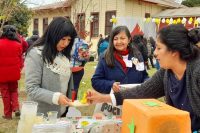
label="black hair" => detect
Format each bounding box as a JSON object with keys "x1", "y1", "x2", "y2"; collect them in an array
[
  {"x1": 104, "y1": 35, "x2": 110, "y2": 42},
  {"x1": 105, "y1": 26, "x2": 141, "y2": 67},
  {"x1": 132, "y1": 35, "x2": 142, "y2": 44},
  {"x1": 149, "y1": 36, "x2": 156, "y2": 49},
  {"x1": 0, "y1": 25, "x2": 21, "y2": 43},
  {"x1": 158, "y1": 24, "x2": 200, "y2": 61},
  {"x1": 27, "y1": 17, "x2": 77, "y2": 64},
  {"x1": 143, "y1": 37, "x2": 147, "y2": 45},
  {"x1": 188, "y1": 27, "x2": 200, "y2": 45},
  {"x1": 32, "y1": 29, "x2": 39, "y2": 35}
]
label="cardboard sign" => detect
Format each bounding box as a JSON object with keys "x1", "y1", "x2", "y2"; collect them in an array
[
  {"x1": 94, "y1": 103, "x2": 122, "y2": 116},
  {"x1": 93, "y1": 84, "x2": 140, "y2": 116}
]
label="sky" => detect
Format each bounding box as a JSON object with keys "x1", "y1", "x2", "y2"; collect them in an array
[{"x1": 175, "y1": 0, "x2": 183, "y2": 4}]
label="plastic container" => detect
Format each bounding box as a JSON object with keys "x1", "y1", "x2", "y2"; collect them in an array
[{"x1": 32, "y1": 121, "x2": 72, "y2": 133}]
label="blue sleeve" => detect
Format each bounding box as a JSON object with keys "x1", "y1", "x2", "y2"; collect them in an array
[{"x1": 91, "y1": 57, "x2": 115, "y2": 94}]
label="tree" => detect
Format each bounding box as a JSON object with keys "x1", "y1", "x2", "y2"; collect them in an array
[
  {"x1": 9, "y1": 3, "x2": 32, "y2": 35},
  {"x1": 182, "y1": 0, "x2": 200, "y2": 7},
  {"x1": 0, "y1": 0, "x2": 32, "y2": 35},
  {"x1": 0, "y1": 0, "x2": 20, "y2": 32},
  {"x1": 71, "y1": 0, "x2": 93, "y2": 39}
]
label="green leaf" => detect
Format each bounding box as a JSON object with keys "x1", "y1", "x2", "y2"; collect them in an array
[
  {"x1": 128, "y1": 118, "x2": 135, "y2": 133},
  {"x1": 0, "y1": 15, "x2": 6, "y2": 20},
  {"x1": 182, "y1": 0, "x2": 200, "y2": 7},
  {"x1": 144, "y1": 101, "x2": 160, "y2": 107},
  {"x1": 0, "y1": 1, "x2": 33, "y2": 35}
]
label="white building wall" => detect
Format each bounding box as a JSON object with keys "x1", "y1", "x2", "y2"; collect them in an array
[
  {"x1": 28, "y1": 0, "x2": 169, "y2": 54},
  {"x1": 70, "y1": 0, "x2": 121, "y2": 36},
  {"x1": 70, "y1": 0, "x2": 121, "y2": 52},
  {"x1": 125, "y1": 0, "x2": 164, "y2": 18},
  {"x1": 28, "y1": 8, "x2": 70, "y2": 37}
]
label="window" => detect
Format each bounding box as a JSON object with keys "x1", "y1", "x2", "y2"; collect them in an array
[
  {"x1": 105, "y1": 11, "x2": 116, "y2": 36},
  {"x1": 145, "y1": 13, "x2": 150, "y2": 18},
  {"x1": 90, "y1": 13, "x2": 99, "y2": 37},
  {"x1": 64, "y1": 16, "x2": 70, "y2": 20},
  {"x1": 43, "y1": 18, "x2": 48, "y2": 34},
  {"x1": 53, "y1": 16, "x2": 70, "y2": 20},
  {"x1": 33, "y1": 18, "x2": 38, "y2": 31},
  {"x1": 76, "y1": 13, "x2": 85, "y2": 38}
]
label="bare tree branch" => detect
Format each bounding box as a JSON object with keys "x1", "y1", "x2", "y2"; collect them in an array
[{"x1": 84, "y1": 0, "x2": 92, "y2": 13}]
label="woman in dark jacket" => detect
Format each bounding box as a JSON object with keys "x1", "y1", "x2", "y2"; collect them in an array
[{"x1": 91, "y1": 26, "x2": 149, "y2": 94}]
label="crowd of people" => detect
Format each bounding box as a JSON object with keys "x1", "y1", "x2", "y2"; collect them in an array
[{"x1": 0, "y1": 17, "x2": 200, "y2": 131}]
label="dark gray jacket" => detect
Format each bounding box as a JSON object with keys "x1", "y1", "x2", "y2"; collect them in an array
[{"x1": 114, "y1": 56, "x2": 200, "y2": 117}]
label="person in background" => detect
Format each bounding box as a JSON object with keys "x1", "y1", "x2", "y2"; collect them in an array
[
  {"x1": 150, "y1": 36, "x2": 156, "y2": 50},
  {"x1": 91, "y1": 26, "x2": 149, "y2": 94},
  {"x1": 26, "y1": 29, "x2": 40, "y2": 48},
  {"x1": 18, "y1": 32, "x2": 28, "y2": 53},
  {"x1": 70, "y1": 37, "x2": 90, "y2": 99},
  {"x1": 17, "y1": 32, "x2": 28, "y2": 70},
  {"x1": 97, "y1": 34, "x2": 103, "y2": 59},
  {"x1": 142, "y1": 37, "x2": 151, "y2": 69},
  {"x1": 146, "y1": 38, "x2": 155, "y2": 69},
  {"x1": 87, "y1": 24, "x2": 200, "y2": 131},
  {"x1": 0, "y1": 25, "x2": 22, "y2": 119},
  {"x1": 188, "y1": 27, "x2": 200, "y2": 48},
  {"x1": 98, "y1": 35, "x2": 109, "y2": 57},
  {"x1": 132, "y1": 35, "x2": 148, "y2": 69},
  {"x1": 150, "y1": 36, "x2": 158, "y2": 69},
  {"x1": 25, "y1": 17, "x2": 77, "y2": 117}
]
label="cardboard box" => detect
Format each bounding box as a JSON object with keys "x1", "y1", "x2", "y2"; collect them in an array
[{"x1": 121, "y1": 99, "x2": 191, "y2": 133}]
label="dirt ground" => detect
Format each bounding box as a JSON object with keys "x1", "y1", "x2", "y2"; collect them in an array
[{"x1": 0, "y1": 90, "x2": 26, "y2": 133}]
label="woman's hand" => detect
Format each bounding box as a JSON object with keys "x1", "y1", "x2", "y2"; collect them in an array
[
  {"x1": 86, "y1": 89, "x2": 112, "y2": 104},
  {"x1": 58, "y1": 94, "x2": 73, "y2": 106},
  {"x1": 112, "y1": 82, "x2": 120, "y2": 92}
]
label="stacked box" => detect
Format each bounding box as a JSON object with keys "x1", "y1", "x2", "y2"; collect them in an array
[{"x1": 121, "y1": 99, "x2": 191, "y2": 133}]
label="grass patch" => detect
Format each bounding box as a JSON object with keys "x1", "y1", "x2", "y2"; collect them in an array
[{"x1": 77, "y1": 62, "x2": 97, "y2": 99}]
